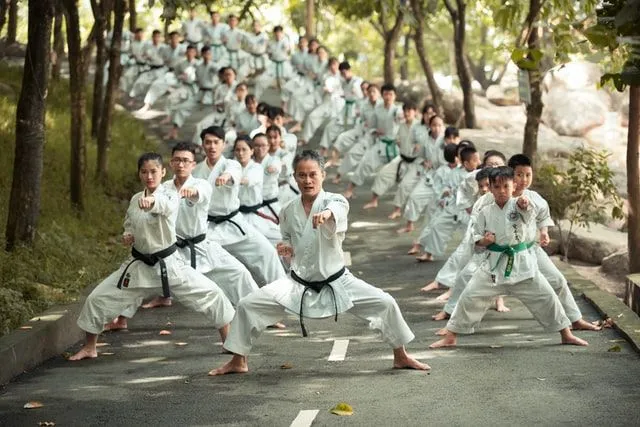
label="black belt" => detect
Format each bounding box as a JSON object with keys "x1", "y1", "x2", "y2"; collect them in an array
[
  {"x1": 150, "y1": 64, "x2": 164, "y2": 69},
  {"x1": 117, "y1": 244, "x2": 178, "y2": 298},
  {"x1": 289, "y1": 184, "x2": 299, "y2": 195},
  {"x1": 297, "y1": 72, "x2": 305, "y2": 77},
  {"x1": 175, "y1": 233, "x2": 207, "y2": 269},
  {"x1": 239, "y1": 203, "x2": 262, "y2": 213},
  {"x1": 290, "y1": 267, "x2": 346, "y2": 337},
  {"x1": 397, "y1": 154, "x2": 418, "y2": 182},
  {"x1": 207, "y1": 210, "x2": 245, "y2": 235},
  {"x1": 199, "y1": 87, "x2": 213, "y2": 91},
  {"x1": 261, "y1": 197, "x2": 280, "y2": 224}
]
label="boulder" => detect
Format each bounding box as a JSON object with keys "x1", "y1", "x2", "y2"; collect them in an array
[
  {"x1": 486, "y1": 84, "x2": 521, "y2": 106},
  {"x1": 543, "y1": 61, "x2": 602, "y2": 92},
  {"x1": 542, "y1": 88, "x2": 609, "y2": 137},
  {"x1": 441, "y1": 91, "x2": 463, "y2": 125},
  {"x1": 548, "y1": 220, "x2": 627, "y2": 265},
  {"x1": 600, "y1": 251, "x2": 630, "y2": 278}
]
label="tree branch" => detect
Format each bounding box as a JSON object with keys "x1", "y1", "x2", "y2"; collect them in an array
[
  {"x1": 238, "y1": 0, "x2": 254, "y2": 22},
  {"x1": 443, "y1": 0, "x2": 455, "y2": 17}
]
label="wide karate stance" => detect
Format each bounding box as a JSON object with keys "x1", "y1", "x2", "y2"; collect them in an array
[{"x1": 209, "y1": 150, "x2": 429, "y2": 375}]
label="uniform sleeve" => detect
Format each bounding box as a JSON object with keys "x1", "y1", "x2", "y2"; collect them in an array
[
  {"x1": 530, "y1": 191, "x2": 555, "y2": 228},
  {"x1": 225, "y1": 160, "x2": 242, "y2": 186},
  {"x1": 279, "y1": 205, "x2": 292, "y2": 245},
  {"x1": 193, "y1": 178, "x2": 213, "y2": 206},
  {"x1": 456, "y1": 174, "x2": 477, "y2": 208},
  {"x1": 322, "y1": 195, "x2": 349, "y2": 236},
  {"x1": 149, "y1": 188, "x2": 180, "y2": 217},
  {"x1": 245, "y1": 165, "x2": 263, "y2": 187},
  {"x1": 473, "y1": 207, "x2": 488, "y2": 244},
  {"x1": 123, "y1": 198, "x2": 135, "y2": 236}
]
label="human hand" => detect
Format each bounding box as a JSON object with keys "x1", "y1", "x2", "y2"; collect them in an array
[
  {"x1": 240, "y1": 177, "x2": 249, "y2": 185},
  {"x1": 179, "y1": 187, "x2": 198, "y2": 199},
  {"x1": 266, "y1": 166, "x2": 278, "y2": 174},
  {"x1": 138, "y1": 195, "x2": 155, "y2": 210},
  {"x1": 517, "y1": 195, "x2": 529, "y2": 210},
  {"x1": 312, "y1": 209, "x2": 332, "y2": 229},
  {"x1": 478, "y1": 231, "x2": 495, "y2": 247},
  {"x1": 122, "y1": 234, "x2": 135, "y2": 246},
  {"x1": 539, "y1": 230, "x2": 550, "y2": 247},
  {"x1": 276, "y1": 242, "x2": 293, "y2": 257},
  {"x1": 215, "y1": 173, "x2": 231, "y2": 186}
]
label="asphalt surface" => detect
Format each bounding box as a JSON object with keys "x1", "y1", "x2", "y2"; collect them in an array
[{"x1": 1, "y1": 88, "x2": 639, "y2": 426}]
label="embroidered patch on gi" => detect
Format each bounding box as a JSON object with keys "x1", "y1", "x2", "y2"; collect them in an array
[
  {"x1": 508, "y1": 209, "x2": 519, "y2": 222},
  {"x1": 122, "y1": 273, "x2": 131, "y2": 288}
]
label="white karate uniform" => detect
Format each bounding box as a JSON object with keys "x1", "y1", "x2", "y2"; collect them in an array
[
  {"x1": 446, "y1": 198, "x2": 571, "y2": 334},
  {"x1": 192, "y1": 82, "x2": 237, "y2": 143},
  {"x1": 195, "y1": 59, "x2": 219, "y2": 105},
  {"x1": 163, "y1": 176, "x2": 258, "y2": 305},
  {"x1": 222, "y1": 191, "x2": 416, "y2": 355},
  {"x1": 165, "y1": 59, "x2": 200, "y2": 129},
  {"x1": 301, "y1": 70, "x2": 344, "y2": 142},
  {"x1": 182, "y1": 18, "x2": 204, "y2": 46},
  {"x1": 142, "y1": 44, "x2": 188, "y2": 106},
  {"x1": 223, "y1": 27, "x2": 247, "y2": 75},
  {"x1": 257, "y1": 153, "x2": 282, "y2": 220},
  {"x1": 120, "y1": 39, "x2": 146, "y2": 93},
  {"x1": 77, "y1": 185, "x2": 235, "y2": 334},
  {"x1": 245, "y1": 31, "x2": 268, "y2": 73},
  {"x1": 274, "y1": 148, "x2": 300, "y2": 206},
  {"x1": 193, "y1": 158, "x2": 286, "y2": 286},
  {"x1": 129, "y1": 42, "x2": 168, "y2": 98},
  {"x1": 238, "y1": 160, "x2": 282, "y2": 244},
  {"x1": 319, "y1": 75, "x2": 364, "y2": 149},
  {"x1": 203, "y1": 22, "x2": 229, "y2": 59},
  {"x1": 392, "y1": 123, "x2": 431, "y2": 209}
]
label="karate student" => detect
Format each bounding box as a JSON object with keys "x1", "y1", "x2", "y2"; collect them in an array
[
  {"x1": 245, "y1": 21, "x2": 269, "y2": 76},
  {"x1": 414, "y1": 145, "x2": 482, "y2": 262},
  {"x1": 192, "y1": 126, "x2": 286, "y2": 286},
  {"x1": 119, "y1": 28, "x2": 145, "y2": 93},
  {"x1": 222, "y1": 15, "x2": 247, "y2": 76},
  {"x1": 266, "y1": 26, "x2": 292, "y2": 89},
  {"x1": 190, "y1": 67, "x2": 238, "y2": 144},
  {"x1": 69, "y1": 153, "x2": 235, "y2": 361},
  {"x1": 234, "y1": 136, "x2": 282, "y2": 244},
  {"x1": 252, "y1": 133, "x2": 282, "y2": 221},
  {"x1": 231, "y1": 94, "x2": 261, "y2": 140},
  {"x1": 267, "y1": 125, "x2": 300, "y2": 206},
  {"x1": 343, "y1": 83, "x2": 404, "y2": 200},
  {"x1": 362, "y1": 103, "x2": 419, "y2": 211},
  {"x1": 195, "y1": 46, "x2": 219, "y2": 105},
  {"x1": 429, "y1": 166, "x2": 589, "y2": 348},
  {"x1": 208, "y1": 150, "x2": 430, "y2": 375},
  {"x1": 203, "y1": 10, "x2": 229, "y2": 60},
  {"x1": 181, "y1": 7, "x2": 205, "y2": 49},
  {"x1": 128, "y1": 30, "x2": 167, "y2": 100},
  {"x1": 140, "y1": 143, "x2": 259, "y2": 310}
]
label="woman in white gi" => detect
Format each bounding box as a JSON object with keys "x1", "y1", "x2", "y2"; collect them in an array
[
  {"x1": 234, "y1": 136, "x2": 282, "y2": 245},
  {"x1": 208, "y1": 150, "x2": 430, "y2": 375},
  {"x1": 267, "y1": 125, "x2": 300, "y2": 206},
  {"x1": 192, "y1": 126, "x2": 286, "y2": 286},
  {"x1": 430, "y1": 167, "x2": 589, "y2": 348},
  {"x1": 69, "y1": 153, "x2": 235, "y2": 361},
  {"x1": 252, "y1": 133, "x2": 282, "y2": 220}
]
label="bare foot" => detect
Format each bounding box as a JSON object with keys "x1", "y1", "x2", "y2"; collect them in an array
[
  {"x1": 104, "y1": 316, "x2": 128, "y2": 331},
  {"x1": 141, "y1": 296, "x2": 172, "y2": 309},
  {"x1": 429, "y1": 331, "x2": 457, "y2": 348},
  {"x1": 416, "y1": 253, "x2": 433, "y2": 262},
  {"x1": 160, "y1": 115, "x2": 172, "y2": 125},
  {"x1": 435, "y1": 327, "x2": 449, "y2": 336},
  {"x1": 396, "y1": 224, "x2": 414, "y2": 234},
  {"x1": 68, "y1": 346, "x2": 98, "y2": 361},
  {"x1": 435, "y1": 289, "x2": 451, "y2": 302},
  {"x1": 208, "y1": 355, "x2": 249, "y2": 376},
  {"x1": 495, "y1": 296, "x2": 510, "y2": 313},
  {"x1": 571, "y1": 318, "x2": 602, "y2": 331},
  {"x1": 561, "y1": 335, "x2": 589, "y2": 346},
  {"x1": 431, "y1": 311, "x2": 450, "y2": 321},
  {"x1": 407, "y1": 244, "x2": 421, "y2": 255},
  {"x1": 420, "y1": 281, "x2": 440, "y2": 292},
  {"x1": 363, "y1": 200, "x2": 378, "y2": 209},
  {"x1": 388, "y1": 209, "x2": 402, "y2": 220},
  {"x1": 392, "y1": 347, "x2": 430, "y2": 371},
  {"x1": 343, "y1": 189, "x2": 354, "y2": 199},
  {"x1": 267, "y1": 322, "x2": 286, "y2": 329},
  {"x1": 331, "y1": 175, "x2": 341, "y2": 184}
]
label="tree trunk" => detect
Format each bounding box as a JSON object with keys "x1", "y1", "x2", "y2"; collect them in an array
[
  {"x1": 6, "y1": 0, "x2": 17, "y2": 43},
  {"x1": 448, "y1": 0, "x2": 475, "y2": 128},
  {"x1": 400, "y1": 32, "x2": 410, "y2": 81},
  {"x1": 305, "y1": 0, "x2": 314, "y2": 38},
  {"x1": 628, "y1": 85, "x2": 640, "y2": 274},
  {"x1": 51, "y1": 1, "x2": 64, "y2": 80},
  {"x1": 0, "y1": 0, "x2": 9, "y2": 36},
  {"x1": 97, "y1": 0, "x2": 125, "y2": 183},
  {"x1": 522, "y1": 0, "x2": 543, "y2": 166},
  {"x1": 62, "y1": 0, "x2": 86, "y2": 211},
  {"x1": 128, "y1": 0, "x2": 136, "y2": 32},
  {"x1": 5, "y1": 0, "x2": 54, "y2": 251},
  {"x1": 383, "y1": 36, "x2": 395, "y2": 85},
  {"x1": 410, "y1": 0, "x2": 443, "y2": 114},
  {"x1": 90, "y1": 0, "x2": 108, "y2": 138}
]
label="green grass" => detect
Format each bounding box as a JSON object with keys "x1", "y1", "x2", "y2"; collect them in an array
[{"x1": 0, "y1": 63, "x2": 161, "y2": 335}]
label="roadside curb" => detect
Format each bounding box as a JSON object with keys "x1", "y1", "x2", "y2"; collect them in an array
[{"x1": 555, "y1": 259, "x2": 640, "y2": 354}]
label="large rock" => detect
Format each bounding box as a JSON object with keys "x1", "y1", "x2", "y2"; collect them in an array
[
  {"x1": 543, "y1": 61, "x2": 602, "y2": 92},
  {"x1": 542, "y1": 88, "x2": 609, "y2": 136},
  {"x1": 441, "y1": 90, "x2": 463, "y2": 125},
  {"x1": 548, "y1": 220, "x2": 627, "y2": 265},
  {"x1": 486, "y1": 84, "x2": 521, "y2": 106},
  {"x1": 601, "y1": 251, "x2": 630, "y2": 278}
]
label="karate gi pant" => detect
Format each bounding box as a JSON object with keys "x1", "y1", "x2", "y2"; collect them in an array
[
  {"x1": 444, "y1": 255, "x2": 480, "y2": 315},
  {"x1": 350, "y1": 143, "x2": 391, "y2": 187},
  {"x1": 77, "y1": 266, "x2": 235, "y2": 335},
  {"x1": 143, "y1": 73, "x2": 178, "y2": 106},
  {"x1": 370, "y1": 156, "x2": 418, "y2": 198},
  {"x1": 446, "y1": 271, "x2": 571, "y2": 335},
  {"x1": 393, "y1": 164, "x2": 422, "y2": 209},
  {"x1": 223, "y1": 276, "x2": 416, "y2": 356},
  {"x1": 334, "y1": 127, "x2": 361, "y2": 155},
  {"x1": 241, "y1": 212, "x2": 282, "y2": 246},
  {"x1": 535, "y1": 246, "x2": 582, "y2": 323},
  {"x1": 338, "y1": 140, "x2": 367, "y2": 177},
  {"x1": 129, "y1": 67, "x2": 167, "y2": 98},
  {"x1": 435, "y1": 229, "x2": 475, "y2": 288},
  {"x1": 301, "y1": 101, "x2": 331, "y2": 142},
  {"x1": 403, "y1": 179, "x2": 436, "y2": 222},
  {"x1": 418, "y1": 210, "x2": 468, "y2": 257},
  {"x1": 120, "y1": 65, "x2": 143, "y2": 93}
]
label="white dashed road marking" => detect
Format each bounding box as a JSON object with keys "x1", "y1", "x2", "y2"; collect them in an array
[{"x1": 328, "y1": 339, "x2": 350, "y2": 361}]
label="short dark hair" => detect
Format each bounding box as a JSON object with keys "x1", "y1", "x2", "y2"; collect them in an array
[
  {"x1": 245, "y1": 94, "x2": 256, "y2": 105},
  {"x1": 137, "y1": 152, "x2": 163, "y2": 171},
  {"x1": 293, "y1": 150, "x2": 325, "y2": 173},
  {"x1": 236, "y1": 82, "x2": 248, "y2": 90},
  {"x1": 266, "y1": 125, "x2": 281, "y2": 136},
  {"x1": 402, "y1": 102, "x2": 417, "y2": 111},
  {"x1": 328, "y1": 57, "x2": 339, "y2": 66},
  {"x1": 444, "y1": 126, "x2": 459, "y2": 138},
  {"x1": 483, "y1": 150, "x2": 507, "y2": 166},
  {"x1": 443, "y1": 143, "x2": 459, "y2": 163},
  {"x1": 429, "y1": 115, "x2": 443, "y2": 126},
  {"x1": 187, "y1": 44, "x2": 197, "y2": 51},
  {"x1": 339, "y1": 61, "x2": 351, "y2": 71},
  {"x1": 152, "y1": 30, "x2": 161, "y2": 36},
  {"x1": 381, "y1": 83, "x2": 396, "y2": 94},
  {"x1": 489, "y1": 166, "x2": 514, "y2": 185},
  {"x1": 134, "y1": 28, "x2": 144, "y2": 33},
  {"x1": 475, "y1": 167, "x2": 492, "y2": 182},
  {"x1": 459, "y1": 146, "x2": 478, "y2": 164},
  {"x1": 200, "y1": 125, "x2": 225, "y2": 142},
  {"x1": 267, "y1": 106, "x2": 285, "y2": 120},
  {"x1": 171, "y1": 142, "x2": 197, "y2": 158},
  {"x1": 422, "y1": 103, "x2": 436, "y2": 114},
  {"x1": 252, "y1": 132, "x2": 267, "y2": 142},
  {"x1": 201, "y1": 46, "x2": 211, "y2": 54},
  {"x1": 257, "y1": 102, "x2": 271, "y2": 115},
  {"x1": 169, "y1": 31, "x2": 179, "y2": 37},
  {"x1": 234, "y1": 134, "x2": 253, "y2": 151},
  {"x1": 274, "y1": 25, "x2": 283, "y2": 32},
  {"x1": 508, "y1": 154, "x2": 532, "y2": 169}
]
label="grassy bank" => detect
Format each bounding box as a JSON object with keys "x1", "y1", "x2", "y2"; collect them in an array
[{"x1": 0, "y1": 63, "x2": 159, "y2": 335}]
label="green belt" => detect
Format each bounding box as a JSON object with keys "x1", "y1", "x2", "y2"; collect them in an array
[
  {"x1": 274, "y1": 60, "x2": 285, "y2": 80},
  {"x1": 487, "y1": 241, "x2": 535, "y2": 278},
  {"x1": 344, "y1": 99, "x2": 356, "y2": 127},
  {"x1": 380, "y1": 137, "x2": 397, "y2": 162}
]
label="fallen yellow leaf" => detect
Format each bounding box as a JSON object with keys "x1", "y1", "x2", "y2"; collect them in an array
[
  {"x1": 280, "y1": 362, "x2": 293, "y2": 369},
  {"x1": 330, "y1": 402, "x2": 353, "y2": 416},
  {"x1": 19, "y1": 326, "x2": 33, "y2": 330},
  {"x1": 24, "y1": 401, "x2": 44, "y2": 409},
  {"x1": 159, "y1": 330, "x2": 172, "y2": 335},
  {"x1": 608, "y1": 345, "x2": 622, "y2": 352}
]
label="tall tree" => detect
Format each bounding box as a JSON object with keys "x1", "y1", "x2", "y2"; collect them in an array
[
  {"x1": 128, "y1": 0, "x2": 136, "y2": 32},
  {"x1": 409, "y1": 0, "x2": 444, "y2": 114},
  {"x1": 62, "y1": 0, "x2": 87, "y2": 211},
  {"x1": 51, "y1": 0, "x2": 65, "y2": 80},
  {"x1": 97, "y1": 0, "x2": 125, "y2": 183},
  {"x1": 520, "y1": 0, "x2": 543, "y2": 164},
  {"x1": 305, "y1": 0, "x2": 314, "y2": 38},
  {"x1": 90, "y1": 0, "x2": 111, "y2": 138},
  {"x1": 5, "y1": 0, "x2": 55, "y2": 251},
  {"x1": 6, "y1": 0, "x2": 17, "y2": 43},
  {"x1": 443, "y1": 0, "x2": 475, "y2": 128},
  {"x1": 399, "y1": 30, "x2": 411, "y2": 81},
  {"x1": 0, "y1": 0, "x2": 9, "y2": 36}
]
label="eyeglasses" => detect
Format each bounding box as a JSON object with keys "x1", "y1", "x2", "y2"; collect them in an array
[{"x1": 170, "y1": 158, "x2": 194, "y2": 165}]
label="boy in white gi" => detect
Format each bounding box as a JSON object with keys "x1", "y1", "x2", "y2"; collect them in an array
[
  {"x1": 189, "y1": 66, "x2": 237, "y2": 144},
  {"x1": 245, "y1": 21, "x2": 269, "y2": 77},
  {"x1": 267, "y1": 125, "x2": 300, "y2": 206},
  {"x1": 429, "y1": 166, "x2": 589, "y2": 348},
  {"x1": 192, "y1": 126, "x2": 286, "y2": 286},
  {"x1": 208, "y1": 150, "x2": 430, "y2": 375},
  {"x1": 128, "y1": 30, "x2": 167, "y2": 100},
  {"x1": 69, "y1": 153, "x2": 235, "y2": 361},
  {"x1": 222, "y1": 15, "x2": 247, "y2": 78},
  {"x1": 181, "y1": 8, "x2": 204, "y2": 49},
  {"x1": 203, "y1": 10, "x2": 228, "y2": 60}
]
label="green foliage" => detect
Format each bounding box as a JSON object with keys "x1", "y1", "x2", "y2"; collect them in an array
[
  {"x1": 534, "y1": 148, "x2": 624, "y2": 260},
  {"x1": 0, "y1": 63, "x2": 158, "y2": 336}
]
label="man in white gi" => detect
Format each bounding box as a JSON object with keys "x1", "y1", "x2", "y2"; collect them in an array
[
  {"x1": 192, "y1": 126, "x2": 286, "y2": 286},
  {"x1": 203, "y1": 10, "x2": 229, "y2": 60},
  {"x1": 128, "y1": 30, "x2": 167, "y2": 100},
  {"x1": 182, "y1": 7, "x2": 205, "y2": 50},
  {"x1": 208, "y1": 150, "x2": 430, "y2": 375},
  {"x1": 195, "y1": 46, "x2": 219, "y2": 105},
  {"x1": 190, "y1": 67, "x2": 238, "y2": 144},
  {"x1": 119, "y1": 28, "x2": 146, "y2": 93},
  {"x1": 222, "y1": 15, "x2": 247, "y2": 78}
]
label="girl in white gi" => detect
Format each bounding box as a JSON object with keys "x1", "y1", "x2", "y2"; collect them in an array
[
  {"x1": 203, "y1": 11, "x2": 229, "y2": 60},
  {"x1": 69, "y1": 153, "x2": 235, "y2": 361},
  {"x1": 140, "y1": 143, "x2": 259, "y2": 310},
  {"x1": 234, "y1": 136, "x2": 282, "y2": 245},
  {"x1": 252, "y1": 133, "x2": 282, "y2": 221},
  {"x1": 343, "y1": 83, "x2": 404, "y2": 200},
  {"x1": 208, "y1": 150, "x2": 430, "y2": 376},
  {"x1": 192, "y1": 126, "x2": 286, "y2": 286},
  {"x1": 429, "y1": 167, "x2": 589, "y2": 348},
  {"x1": 396, "y1": 120, "x2": 452, "y2": 234},
  {"x1": 267, "y1": 125, "x2": 300, "y2": 206},
  {"x1": 190, "y1": 67, "x2": 237, "y2": 144},
  {"x1": 414, "y1": 145, "x2": 481, "y2": 262},
  {"x1": 362, "y1": 103, "x2": 419, "y2": 211}
]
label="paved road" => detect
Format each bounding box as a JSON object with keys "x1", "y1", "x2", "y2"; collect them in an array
[{"x1": 1, "y1": 89, "x2": 639, "y2": 426}]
